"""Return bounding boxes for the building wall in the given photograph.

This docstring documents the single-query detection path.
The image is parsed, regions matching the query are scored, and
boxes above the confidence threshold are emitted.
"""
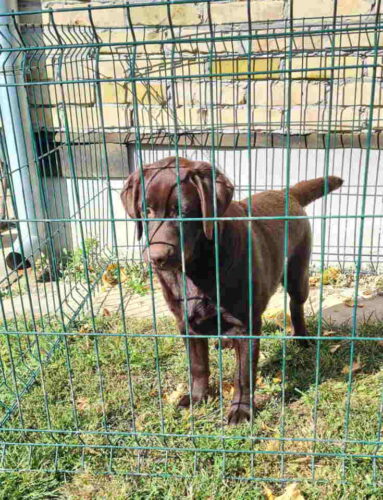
[22,0,383,135]
[64,147,383,269]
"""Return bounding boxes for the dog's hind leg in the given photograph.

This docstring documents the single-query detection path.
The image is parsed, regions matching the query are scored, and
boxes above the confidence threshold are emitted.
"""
[285,234,312,347]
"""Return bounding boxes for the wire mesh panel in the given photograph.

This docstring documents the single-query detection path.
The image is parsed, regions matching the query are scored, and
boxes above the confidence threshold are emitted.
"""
[0,1,382,488]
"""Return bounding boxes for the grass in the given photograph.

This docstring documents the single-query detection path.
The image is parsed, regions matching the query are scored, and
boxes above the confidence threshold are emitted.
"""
[0,314,382,498]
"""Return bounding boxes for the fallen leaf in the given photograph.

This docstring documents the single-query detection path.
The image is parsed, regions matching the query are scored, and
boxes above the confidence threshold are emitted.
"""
[79,323,92,334]
[135,412,150,431]
[309,276,320,287]
[86,447,101,456]
[343,297,364,308]
[264,439,280,452]
[330,343,342,354]
[259,352,267,362]
[263,308,291,331]
[222,381,234,399]
[264,485,275,500]
[261,421,276,432]
[257,375,266,388]
[293,456,311,464]
[323,330,336,336]
[101,263,121,287]
[165,383,186,404]
[322,267,341,285]
[342,358,363,375]
[272,372,282,383]
[76,397,91,412]
[276,483,304,500]
[102,307,111,317]
[120,267,128,283]
[95,402,105,415]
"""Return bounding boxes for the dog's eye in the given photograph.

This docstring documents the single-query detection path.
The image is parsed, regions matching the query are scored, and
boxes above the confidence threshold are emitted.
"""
[143,207,155,218]
[168,206,178,217]
[169,208,189,218]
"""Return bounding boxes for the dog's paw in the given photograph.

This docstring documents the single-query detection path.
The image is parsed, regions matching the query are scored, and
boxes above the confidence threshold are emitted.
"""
[178,394,192,408]
[177,392,208,408]
[227,403,251,425]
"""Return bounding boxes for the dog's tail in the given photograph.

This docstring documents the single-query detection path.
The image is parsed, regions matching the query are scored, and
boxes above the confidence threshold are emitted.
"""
[289,176,343,207]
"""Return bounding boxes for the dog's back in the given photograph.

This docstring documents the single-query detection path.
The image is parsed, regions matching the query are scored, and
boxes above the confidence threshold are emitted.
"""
[231,176,344,309]
[237,175,343,257]
[239,176,343,215]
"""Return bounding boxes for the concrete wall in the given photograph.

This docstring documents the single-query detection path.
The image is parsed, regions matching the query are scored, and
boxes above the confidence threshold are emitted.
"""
[61,146,382,269]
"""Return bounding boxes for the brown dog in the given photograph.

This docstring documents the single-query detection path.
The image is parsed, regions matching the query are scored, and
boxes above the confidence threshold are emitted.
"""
[121,157,343,424]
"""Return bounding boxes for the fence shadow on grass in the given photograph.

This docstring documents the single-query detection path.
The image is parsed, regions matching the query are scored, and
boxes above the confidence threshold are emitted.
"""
[259,313,383,405]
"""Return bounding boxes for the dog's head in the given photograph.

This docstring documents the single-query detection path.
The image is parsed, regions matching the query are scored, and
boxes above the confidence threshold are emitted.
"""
[121,157,234,270]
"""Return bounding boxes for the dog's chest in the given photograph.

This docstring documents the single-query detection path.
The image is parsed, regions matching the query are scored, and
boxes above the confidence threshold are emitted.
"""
[156,268,245,332]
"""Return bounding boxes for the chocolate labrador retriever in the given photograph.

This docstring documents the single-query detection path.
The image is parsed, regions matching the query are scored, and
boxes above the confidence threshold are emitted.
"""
[121,156,343,424]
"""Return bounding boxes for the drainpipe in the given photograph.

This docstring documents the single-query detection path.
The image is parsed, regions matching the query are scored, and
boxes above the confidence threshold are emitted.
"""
[0,0,41,269]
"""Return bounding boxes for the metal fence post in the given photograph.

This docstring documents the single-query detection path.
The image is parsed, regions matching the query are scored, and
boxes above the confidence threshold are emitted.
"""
[0,0,43,269]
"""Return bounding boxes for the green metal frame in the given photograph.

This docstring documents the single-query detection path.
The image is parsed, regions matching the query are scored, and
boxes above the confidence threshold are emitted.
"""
[0,0,381,485]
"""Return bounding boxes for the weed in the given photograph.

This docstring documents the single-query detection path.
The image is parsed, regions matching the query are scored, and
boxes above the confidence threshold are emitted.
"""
[61,238,105,283]
[123,262,149,296]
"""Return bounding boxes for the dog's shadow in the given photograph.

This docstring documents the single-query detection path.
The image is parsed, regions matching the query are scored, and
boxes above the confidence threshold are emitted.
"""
[258,318,383,405]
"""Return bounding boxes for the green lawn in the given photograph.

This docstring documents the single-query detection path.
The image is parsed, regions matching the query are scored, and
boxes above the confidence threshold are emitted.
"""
[0,313,382,499]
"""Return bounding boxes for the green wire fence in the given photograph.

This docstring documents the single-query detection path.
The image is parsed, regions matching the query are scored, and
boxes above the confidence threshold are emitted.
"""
[0,0,382,485]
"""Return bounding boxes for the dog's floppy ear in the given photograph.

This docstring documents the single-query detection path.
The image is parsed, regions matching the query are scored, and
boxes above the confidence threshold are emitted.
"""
[190,162,234,240]
[121,170,143,241]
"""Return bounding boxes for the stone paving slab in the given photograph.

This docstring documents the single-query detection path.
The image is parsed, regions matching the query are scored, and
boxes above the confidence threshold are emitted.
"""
[0,255,382,327]
[0,277,91,323]
[92,282,383,327]
[93,284,169,319]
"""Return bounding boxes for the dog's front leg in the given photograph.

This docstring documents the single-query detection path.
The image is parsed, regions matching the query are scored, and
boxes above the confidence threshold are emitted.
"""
[178,333,209,408]
[228,318,261,425]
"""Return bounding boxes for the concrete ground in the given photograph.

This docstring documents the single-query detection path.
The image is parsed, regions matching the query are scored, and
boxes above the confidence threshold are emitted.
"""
[94,281,383,327]
[2,271,382,328]
[0,227,94,323]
